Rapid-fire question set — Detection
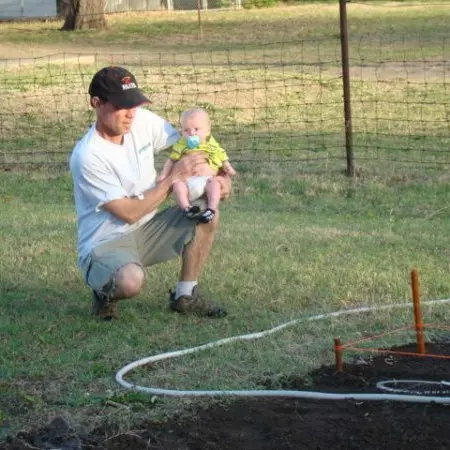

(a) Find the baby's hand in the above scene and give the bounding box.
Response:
[224,164,236,177]
[156,174,166,183]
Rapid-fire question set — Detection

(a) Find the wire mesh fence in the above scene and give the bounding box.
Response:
[0,5,449,174]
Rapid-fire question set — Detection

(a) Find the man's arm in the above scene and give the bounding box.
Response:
[157,158,176,182]
[103,152,207,224]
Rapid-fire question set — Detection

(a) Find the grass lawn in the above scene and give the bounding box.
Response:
[1,168,449,437]
[1,2,449,53]
[1,1,450,440]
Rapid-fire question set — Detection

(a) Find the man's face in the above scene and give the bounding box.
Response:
[182,112,211,143]
[92,97,137,142]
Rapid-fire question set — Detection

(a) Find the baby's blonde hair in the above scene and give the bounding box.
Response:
[180,107,211,127]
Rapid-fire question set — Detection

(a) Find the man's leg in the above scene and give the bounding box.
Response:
[137,206,227,317]
[138,204,218,286]
[85,234,144,320]
[180,210,219,281]
[88,263,145,320]
[113,263,146,299]
[171,211,226,317]
[91,263,145,320]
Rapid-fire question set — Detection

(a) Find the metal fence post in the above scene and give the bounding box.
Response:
[339,0,354,177]
[197,0,203,40]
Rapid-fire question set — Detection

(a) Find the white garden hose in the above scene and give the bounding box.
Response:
[376,380,450,395]
[116,298,450,404]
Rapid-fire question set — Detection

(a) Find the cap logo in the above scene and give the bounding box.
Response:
[121,76,137,91]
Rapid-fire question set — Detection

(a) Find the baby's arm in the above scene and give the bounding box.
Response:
[222,160,236,176]
[157,159,176,182]
[214,142,236,176]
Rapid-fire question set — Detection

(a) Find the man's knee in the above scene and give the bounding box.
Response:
[115,263,145,298]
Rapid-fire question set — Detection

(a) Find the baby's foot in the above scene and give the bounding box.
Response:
[184,205,201,219]
[198,208,216,224]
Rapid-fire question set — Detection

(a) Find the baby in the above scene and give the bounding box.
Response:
[158,107,236,223]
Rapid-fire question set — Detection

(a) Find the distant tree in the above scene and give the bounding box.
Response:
[61,0,107,31]
[57,0,70,17]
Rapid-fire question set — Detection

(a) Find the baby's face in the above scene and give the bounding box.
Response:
[181,112,210,143]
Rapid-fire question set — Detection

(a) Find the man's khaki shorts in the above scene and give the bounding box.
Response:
[83,206,196,294]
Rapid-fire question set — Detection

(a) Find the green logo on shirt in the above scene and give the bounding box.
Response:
[138,143,152,154]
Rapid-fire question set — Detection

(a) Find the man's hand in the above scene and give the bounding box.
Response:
[169,151,208,184]
[217,172,232,201]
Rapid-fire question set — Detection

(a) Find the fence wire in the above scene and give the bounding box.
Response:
[0,35,449,173]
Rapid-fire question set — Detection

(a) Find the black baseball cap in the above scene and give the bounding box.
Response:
[88,66,150,109]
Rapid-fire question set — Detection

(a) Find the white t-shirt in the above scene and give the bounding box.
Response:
[70,107,179,268]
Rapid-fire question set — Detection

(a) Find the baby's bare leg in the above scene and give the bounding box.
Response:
[197,177,224,224]
[205,178,222,211]
[172,181,191,210]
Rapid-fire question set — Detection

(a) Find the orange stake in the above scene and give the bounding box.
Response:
[334,338,344,372]
[411,269,426,354]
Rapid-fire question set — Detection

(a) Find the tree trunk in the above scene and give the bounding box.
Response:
[61,0,107,31]
[57,0,71,17]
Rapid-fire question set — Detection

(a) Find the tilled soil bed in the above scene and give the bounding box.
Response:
[2,342,450,450]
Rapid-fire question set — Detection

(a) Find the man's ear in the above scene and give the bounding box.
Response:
[90,96,101,108]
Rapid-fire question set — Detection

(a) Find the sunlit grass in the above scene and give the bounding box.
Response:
[0,3,449,53]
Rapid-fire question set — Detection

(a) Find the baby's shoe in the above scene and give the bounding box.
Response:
[184,205,201,219]
[198,208,216,223]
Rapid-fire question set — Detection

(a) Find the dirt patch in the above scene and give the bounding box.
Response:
[2,342,450,449]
